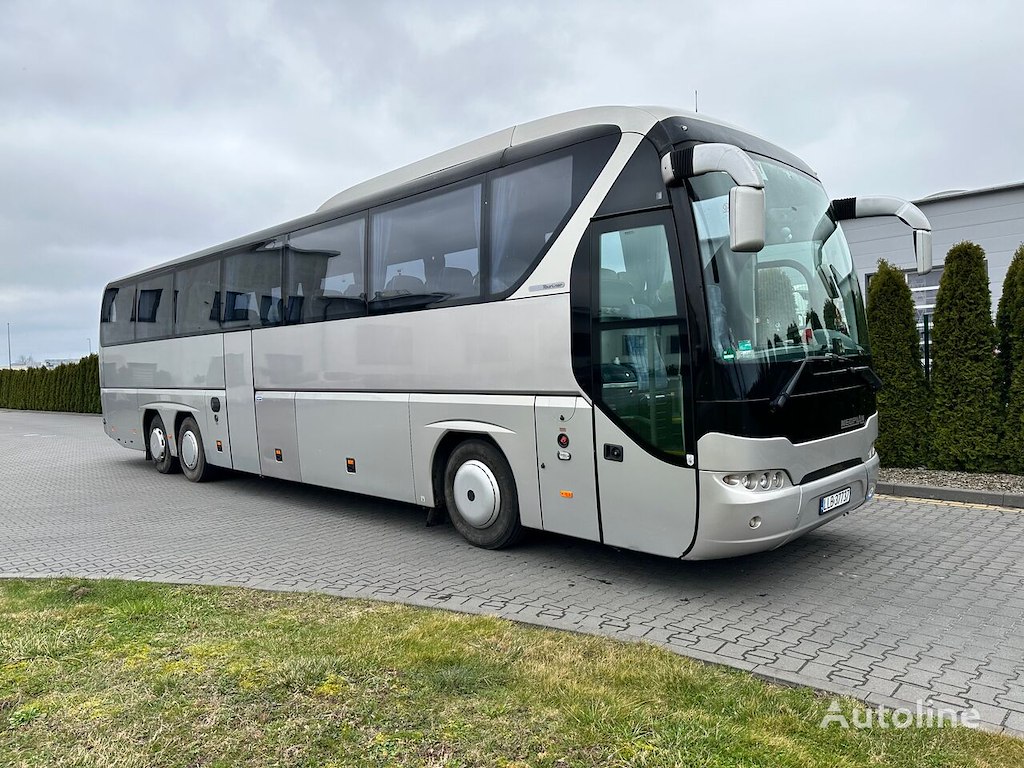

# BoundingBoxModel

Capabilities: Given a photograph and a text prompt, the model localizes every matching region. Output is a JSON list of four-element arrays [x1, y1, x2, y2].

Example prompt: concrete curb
[[0, 408, 102, 417], [877, 483, 1024, 509]]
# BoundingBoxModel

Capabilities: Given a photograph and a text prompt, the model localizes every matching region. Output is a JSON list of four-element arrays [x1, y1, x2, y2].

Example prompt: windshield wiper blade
[[769, 352, 837, 412], [848, 364, 883, 392], [769, 356, 811, 412]]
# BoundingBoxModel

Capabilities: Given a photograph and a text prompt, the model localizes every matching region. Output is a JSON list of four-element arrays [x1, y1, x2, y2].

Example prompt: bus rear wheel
[[178, 416, 212, 483], [148, 414, 180, 474], [443, 440, 523, 549]]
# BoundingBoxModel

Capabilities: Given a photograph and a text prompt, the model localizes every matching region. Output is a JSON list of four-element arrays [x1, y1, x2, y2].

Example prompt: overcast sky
[[2, 0, 1022, 361]]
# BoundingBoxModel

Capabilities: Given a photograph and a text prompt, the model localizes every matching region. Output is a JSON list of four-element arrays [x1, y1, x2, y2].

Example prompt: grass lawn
[[1, 579, 1020, 767]]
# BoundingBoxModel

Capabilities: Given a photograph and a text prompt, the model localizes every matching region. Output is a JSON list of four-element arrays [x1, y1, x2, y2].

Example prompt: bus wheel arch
[[439, 435, 523, 549]]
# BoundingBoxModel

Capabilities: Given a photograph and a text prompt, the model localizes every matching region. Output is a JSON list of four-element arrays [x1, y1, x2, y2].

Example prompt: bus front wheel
[[178, 416, 212, 483], [443, 440, 523, 549]]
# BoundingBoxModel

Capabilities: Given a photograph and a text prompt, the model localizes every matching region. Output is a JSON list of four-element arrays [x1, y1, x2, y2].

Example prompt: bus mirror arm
[[831, 196, 932, 275], [662, 144, 765, 253]]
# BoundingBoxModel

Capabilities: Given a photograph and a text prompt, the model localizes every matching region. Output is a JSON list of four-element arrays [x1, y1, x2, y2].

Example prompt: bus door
[[223, 330, 261, 474], [587, 211, 698, 557]]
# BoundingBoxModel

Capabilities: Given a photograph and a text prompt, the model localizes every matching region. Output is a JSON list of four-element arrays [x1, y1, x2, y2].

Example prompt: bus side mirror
[[729, 186, 766, 252], [662, 143, 765, 253], [914, 229, 932, 275], [832, 195, 932, 275]]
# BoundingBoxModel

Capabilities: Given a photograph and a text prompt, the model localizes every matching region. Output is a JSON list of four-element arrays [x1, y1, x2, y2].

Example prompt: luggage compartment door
[[535, 396, 600, 541]]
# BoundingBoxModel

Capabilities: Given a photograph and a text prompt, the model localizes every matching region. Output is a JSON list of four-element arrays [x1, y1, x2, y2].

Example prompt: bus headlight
[[723, 470, 788, 491], [867, 444, 877, 460]]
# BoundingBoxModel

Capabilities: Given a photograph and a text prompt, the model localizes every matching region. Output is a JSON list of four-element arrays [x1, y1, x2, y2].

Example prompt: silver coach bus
[[99, 106, 931, 559]]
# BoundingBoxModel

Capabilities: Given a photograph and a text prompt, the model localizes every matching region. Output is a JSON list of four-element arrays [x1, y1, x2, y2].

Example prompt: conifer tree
[[930, 242, 1002, 470], [996, 244, 1024, 404], [1001, 247, 1024, 472], [866, 260, 930, 466]]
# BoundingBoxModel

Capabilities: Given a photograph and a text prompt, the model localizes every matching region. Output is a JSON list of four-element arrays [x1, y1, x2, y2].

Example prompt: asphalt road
[[2, 409, 1022, 735]]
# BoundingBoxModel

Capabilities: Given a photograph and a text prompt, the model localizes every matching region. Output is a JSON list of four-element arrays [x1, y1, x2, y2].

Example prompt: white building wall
[[843, 183, 1024, 312]]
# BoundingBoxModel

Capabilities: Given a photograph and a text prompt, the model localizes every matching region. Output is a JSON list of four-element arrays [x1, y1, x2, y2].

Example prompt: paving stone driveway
[[2, 410, 1023, 735]]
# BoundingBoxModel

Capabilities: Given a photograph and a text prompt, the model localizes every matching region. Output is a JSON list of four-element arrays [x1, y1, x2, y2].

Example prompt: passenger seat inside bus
[[259, 295, 283, 326], [384, 274, 425, 295], [599, 270, 653, 318], [432, 266, 476, 298]]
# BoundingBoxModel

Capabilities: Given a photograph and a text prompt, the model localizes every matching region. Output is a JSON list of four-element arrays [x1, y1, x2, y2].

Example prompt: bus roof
[[109, 106, 797, 285], [315, 106, 737, 214]]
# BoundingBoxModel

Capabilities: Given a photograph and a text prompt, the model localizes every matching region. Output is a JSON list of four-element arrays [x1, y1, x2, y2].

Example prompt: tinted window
[[597, 226, 677, 319], [370, 182, 482, 309], [594, 217, 685, 456], [100, 288, 117, 323], [286, 217, 365, 323], [134, 273, 173, 339], [221, 240, 284, 329], [490, 154, 573, 292], [100, 285, 136, 344], [174, 260, 221, 335]]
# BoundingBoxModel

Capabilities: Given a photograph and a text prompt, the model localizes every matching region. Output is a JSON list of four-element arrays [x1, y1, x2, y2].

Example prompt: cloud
[[1, 0, 1022, 359]]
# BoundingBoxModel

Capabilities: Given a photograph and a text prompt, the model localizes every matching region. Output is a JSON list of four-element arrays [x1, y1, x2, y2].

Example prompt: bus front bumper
[[684, 454, 879, 560]]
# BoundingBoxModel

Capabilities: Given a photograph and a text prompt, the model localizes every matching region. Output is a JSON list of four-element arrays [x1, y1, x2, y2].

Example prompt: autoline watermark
[[820, 699, 981, 730]]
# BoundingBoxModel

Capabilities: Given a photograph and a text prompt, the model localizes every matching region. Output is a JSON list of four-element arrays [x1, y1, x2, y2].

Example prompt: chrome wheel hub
[[452, 460, 500, 529], [180, 430, 199, 470], [149, 427, 166, 462]]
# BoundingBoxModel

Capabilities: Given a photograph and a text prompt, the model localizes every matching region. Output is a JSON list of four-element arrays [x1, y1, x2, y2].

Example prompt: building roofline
[[916, 180, 1024, 205]]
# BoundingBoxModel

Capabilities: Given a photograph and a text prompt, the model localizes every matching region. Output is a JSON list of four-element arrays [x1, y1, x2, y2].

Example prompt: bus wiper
[[770, 355, 811, 412], [847, 364, 883, 392], [770, 353, 882, 412]]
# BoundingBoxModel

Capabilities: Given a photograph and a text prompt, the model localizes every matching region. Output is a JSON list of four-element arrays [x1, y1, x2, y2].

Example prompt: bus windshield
[[688, 156, 868, 367]]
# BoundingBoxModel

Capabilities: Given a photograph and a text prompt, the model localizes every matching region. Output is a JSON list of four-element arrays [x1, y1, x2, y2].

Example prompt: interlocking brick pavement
[[2, 409, 1023, 735]]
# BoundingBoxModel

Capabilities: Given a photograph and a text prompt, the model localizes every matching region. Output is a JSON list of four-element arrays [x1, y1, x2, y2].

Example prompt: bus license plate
[[819, 487, 852, 515]]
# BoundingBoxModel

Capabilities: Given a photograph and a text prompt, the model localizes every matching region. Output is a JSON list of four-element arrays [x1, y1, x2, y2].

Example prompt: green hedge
[[0, 354, 100, 414]]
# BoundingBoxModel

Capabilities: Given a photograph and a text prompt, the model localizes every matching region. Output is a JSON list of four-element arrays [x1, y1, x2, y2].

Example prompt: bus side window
[[489, 154, 572, 293], [286, 216, 366, 323], [101, 288, 117, 323], [222, 241, 284, 329], [370, 182, 482, 306], [135, 274, 173, 340], [174, 259, 221, 335], [595, 220, 685, 456], [100, 284, 136, 344], [488, 134, 617, 296]]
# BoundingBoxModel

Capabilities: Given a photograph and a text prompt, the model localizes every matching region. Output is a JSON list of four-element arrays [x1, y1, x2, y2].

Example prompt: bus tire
[[443, 439, 523, 549], [178, 415, 211, 483], [148, 414, 180, 474]]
